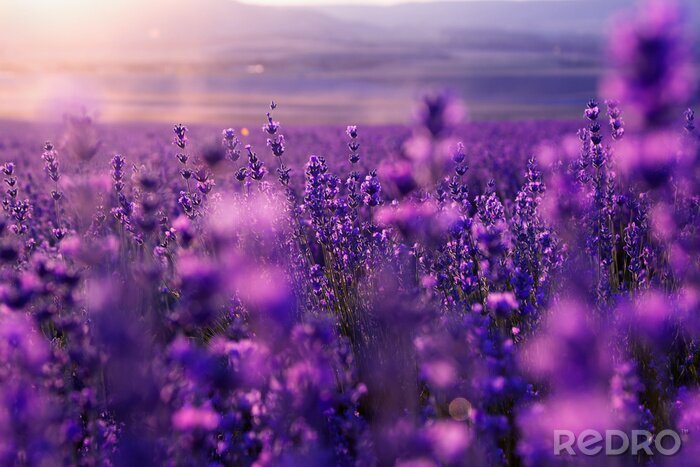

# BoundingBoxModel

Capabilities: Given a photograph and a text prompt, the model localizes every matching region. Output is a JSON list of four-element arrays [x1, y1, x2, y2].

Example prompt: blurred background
[[1, 0, 699, 125]]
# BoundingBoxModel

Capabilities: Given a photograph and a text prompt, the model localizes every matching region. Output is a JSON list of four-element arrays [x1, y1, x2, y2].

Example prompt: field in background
[[2, 0, 697, 124]]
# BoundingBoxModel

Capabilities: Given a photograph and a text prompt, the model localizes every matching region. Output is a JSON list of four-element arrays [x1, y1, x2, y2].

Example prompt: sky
[[3, 0, 676, 125], [238, 0, 521, 4]]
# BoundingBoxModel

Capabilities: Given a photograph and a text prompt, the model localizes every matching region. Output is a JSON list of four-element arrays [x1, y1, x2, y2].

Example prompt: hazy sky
[[239, 0, 518, 4], [242, 0, 391, 3]]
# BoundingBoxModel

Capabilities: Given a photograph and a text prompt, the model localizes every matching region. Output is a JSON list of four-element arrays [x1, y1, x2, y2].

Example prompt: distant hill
[[1, 0, 697, 64], [318, 0, 700, 38], [0, 0, 380, 63], [318, 0, 636, 37]]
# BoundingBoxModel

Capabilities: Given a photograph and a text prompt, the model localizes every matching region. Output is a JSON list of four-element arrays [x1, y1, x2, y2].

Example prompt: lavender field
[[0, 0, 699, 466]]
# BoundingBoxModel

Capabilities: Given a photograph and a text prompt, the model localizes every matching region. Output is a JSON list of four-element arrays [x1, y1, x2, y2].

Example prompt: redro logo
[[553, 429, 682, 456]]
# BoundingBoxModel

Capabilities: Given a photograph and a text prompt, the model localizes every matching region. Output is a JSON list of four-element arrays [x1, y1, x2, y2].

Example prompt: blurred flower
[[172, 405, 220, 432], [413, 90, 464, 139], [62, 112, 101, 163], [603, 0, 695, 129]]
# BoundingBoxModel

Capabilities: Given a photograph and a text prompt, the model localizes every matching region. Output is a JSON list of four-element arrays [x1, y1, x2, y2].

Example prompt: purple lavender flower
[[452, 141, 465, 164], [245, 145, 266, 181], [41, 141, 60, 183], [266, 134, 285, 158], [487, 291, 518, 318], [685, 108, 695, 133], [202, 144, 226, 168], [347, 125, 360, 164], [606, 100, 625, 140], [584, 99, 600, 121], [62, 112, 101, 162], [604, 0, 695, 128], [173, 123, 188, 149], [222, 128, 241, 162], [262, 113, 279, 136], [360, 170, 382, 207], [414, 90, 464, 139], [276, 164, 291, 186]]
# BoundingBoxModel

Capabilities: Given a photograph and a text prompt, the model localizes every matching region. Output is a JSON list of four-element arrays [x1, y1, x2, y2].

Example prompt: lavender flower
[[245, 145, 266, 181], [267, 134, 285, 158], [604, 0, 695, 128], [262, 113, 279, 136], [360, 170, 382, 207], [347, 125, 360, 164], [584, 99, 600, 121], [222, 128, 241, 162], [606, 100, 625, 140], [173, 123, 188, 149], [41, 141, 60, 182], [685, 108, 695, 133]]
